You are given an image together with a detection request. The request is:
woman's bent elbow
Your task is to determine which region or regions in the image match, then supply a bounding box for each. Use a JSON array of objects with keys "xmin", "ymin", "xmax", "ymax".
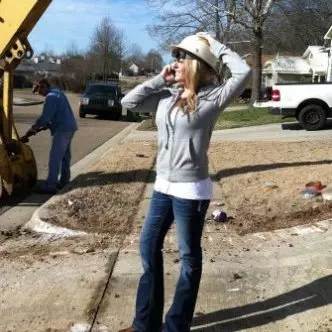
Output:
[{"xmin": 121, "ymin": 100, "xmax": 134, "ymax": 110}]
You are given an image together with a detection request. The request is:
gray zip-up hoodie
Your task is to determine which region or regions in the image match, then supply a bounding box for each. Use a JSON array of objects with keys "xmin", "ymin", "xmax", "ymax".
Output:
[{"xmin": 121, "ymin": 43, "xmax": 251, "ymax": 183}]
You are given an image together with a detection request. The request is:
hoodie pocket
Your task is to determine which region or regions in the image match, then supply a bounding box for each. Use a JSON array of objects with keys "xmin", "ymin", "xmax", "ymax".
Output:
[{"xmin": 172, "ymin": 138, "xmax": 198, "ymax": 170}]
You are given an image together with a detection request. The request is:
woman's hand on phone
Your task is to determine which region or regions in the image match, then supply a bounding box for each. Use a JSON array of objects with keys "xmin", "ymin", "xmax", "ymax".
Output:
[{"xmin": 161, "ymin": 64, "xmax": 176, "ymax": 83}]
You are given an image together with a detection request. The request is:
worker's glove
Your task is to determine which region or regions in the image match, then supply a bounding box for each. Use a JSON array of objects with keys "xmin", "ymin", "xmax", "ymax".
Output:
[{"xmin": 25, "ymin": 127, "xmax": 38, "ymax": 137}]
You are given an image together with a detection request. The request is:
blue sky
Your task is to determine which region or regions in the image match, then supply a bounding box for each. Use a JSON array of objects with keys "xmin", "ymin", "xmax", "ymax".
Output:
[{"xmin": 29, "ymin": 0, "xmax": 160, "ymax": 56}]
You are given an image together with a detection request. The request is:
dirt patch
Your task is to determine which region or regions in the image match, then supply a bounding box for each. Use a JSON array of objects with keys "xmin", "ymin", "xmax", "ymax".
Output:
[
  {"xmin": 46, "ymin": 141, "xmax": 157, "ymax": 234},
  {"xmin": 0, "ymin": 232, "xmax": 118, "ymax": 262},
  {"xmin": 30, "ymin": 139, "xmax": 332, "ymax": 238},
  {"xmin": 0, "ymin": 141, "xmax": 156, "ymax": 261},
  {"xmin": 209, "ymin": 141, "xmax": 332, "ymax": 234}
]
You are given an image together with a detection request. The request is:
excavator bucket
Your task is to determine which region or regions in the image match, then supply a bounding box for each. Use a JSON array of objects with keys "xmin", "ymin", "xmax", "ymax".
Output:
[{"xmin": 0, "ymin": 0, "xmax": 52, "ymax": 198}]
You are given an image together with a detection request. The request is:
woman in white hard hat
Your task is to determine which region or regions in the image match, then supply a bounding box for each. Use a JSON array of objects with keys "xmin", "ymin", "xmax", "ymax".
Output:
[{"xmin": 119, "ymin": 33, "xmax": 251, "ymax": 332}]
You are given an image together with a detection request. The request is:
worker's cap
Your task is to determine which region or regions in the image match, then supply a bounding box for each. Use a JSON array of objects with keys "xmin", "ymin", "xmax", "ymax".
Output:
[
  {"xmin": 32, "ymin": 83, "xmax": 39, "ymax": 93},
  {"xmin": 169, "ymin": 35, "xmax": 218, "ymax": 73}
]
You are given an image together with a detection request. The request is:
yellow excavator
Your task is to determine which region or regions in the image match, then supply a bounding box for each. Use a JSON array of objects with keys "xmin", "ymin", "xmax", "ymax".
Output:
[{"xmin": 0, "ymin": 0, "xmax": 52, "ymax": 199}]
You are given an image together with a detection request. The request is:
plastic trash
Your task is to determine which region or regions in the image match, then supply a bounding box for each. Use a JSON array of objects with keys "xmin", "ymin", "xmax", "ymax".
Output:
[
  {"xmin": 262, "ymin": 182, "xmax": 278, "ymax": 191},
  {"xmin": 301, "ymin": 189, "xmax": 319, "ymax": 199},
  {"xmin": 305, "ymin": 181, "xmax": 323, "ymax": 192},
  {"xmin": 321, "ymin": 187, "xmax": 332, "ymax": 201},
  {"xmin": 212, "ymin": 209, "xmax": 228, "ymax": 222}
]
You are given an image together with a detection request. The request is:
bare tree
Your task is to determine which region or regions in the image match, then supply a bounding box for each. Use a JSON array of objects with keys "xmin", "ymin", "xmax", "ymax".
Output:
[
  {"xmin": 224, "ymin": 0, "xmax": 276, "ymax": 104},
  {"xmin": 65, "ymin": 41, "xmax": 81, "ymax": 58},
  {"xmin": 146, "ymin": 0, "xmax": 237, "ymax": 44},
  {"xmin": 145, "ymin": 0, "xmax": 273, "ymax": 104},
  {"xmin": 60, "ymin": 44, "xmax": 93, "ymax": 92},
  {"xmin": 264, "ymin": 0, "xmax": 332, "ymax": 54},
  {"xmin": 113, "ymin": 30, "xmax": 126, "ymax": 75},
  {"xmin": 125, "ymin": 43, "xmax": 146, "ymax": 71},
  {"xmin": 89, "ymin": 17, "xmax": 126, "ymax": 81},
  {"xmin": 146, "ymin": 0, "xmax": 331, "ymax": 104},
  {"xmin": 145, "ymin": 49, "xmax": 163, "ymax": 73}
]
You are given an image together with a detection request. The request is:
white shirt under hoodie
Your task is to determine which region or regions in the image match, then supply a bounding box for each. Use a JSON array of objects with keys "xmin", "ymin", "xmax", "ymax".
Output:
[{"xmin": 121, "ymin": 41, "xmax": 251, "ymax": 200}]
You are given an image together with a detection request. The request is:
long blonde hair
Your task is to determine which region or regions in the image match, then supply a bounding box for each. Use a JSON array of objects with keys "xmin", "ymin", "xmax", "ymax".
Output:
[{"xmin": 176, "ymin": 38, "xmax": 216, "ymax": 113}]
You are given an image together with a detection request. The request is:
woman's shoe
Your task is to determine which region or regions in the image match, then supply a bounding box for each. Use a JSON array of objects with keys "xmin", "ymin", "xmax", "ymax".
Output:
[{"xmin": 118, "ymin": 328, "xmax": 136, "ymax": 332}]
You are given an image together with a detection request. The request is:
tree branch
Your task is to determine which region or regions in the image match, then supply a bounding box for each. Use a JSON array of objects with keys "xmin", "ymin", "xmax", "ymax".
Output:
[{"xmin": 262, "ymin": 0, "xmax": 275, "ymax": 20}]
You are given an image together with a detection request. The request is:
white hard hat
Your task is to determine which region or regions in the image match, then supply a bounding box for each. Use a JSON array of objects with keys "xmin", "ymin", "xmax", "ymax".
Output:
[{"xmin": 170, "ymin": 35, "xmax": 218, "ymax": 73}]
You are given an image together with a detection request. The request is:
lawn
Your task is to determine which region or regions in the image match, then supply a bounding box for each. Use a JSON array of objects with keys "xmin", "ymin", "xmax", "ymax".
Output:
[
  {"xmin": 137, "ymin": 107, "xmax": 297, "ymax": 131},
  {"xmin": 215, "ymin": 107, "xmax": 296, "ymax": 130}
]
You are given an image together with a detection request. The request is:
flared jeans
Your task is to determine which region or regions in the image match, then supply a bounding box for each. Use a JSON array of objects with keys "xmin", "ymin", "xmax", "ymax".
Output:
[{"xmin": 133, "ymin": 190, "xmax": 210, "ymax": 332}]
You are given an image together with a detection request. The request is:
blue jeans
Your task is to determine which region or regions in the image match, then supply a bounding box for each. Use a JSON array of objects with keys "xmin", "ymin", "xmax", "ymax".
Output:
[
  {"xmin": 46, "ymin": 131, "xmax": 74, "ymax": 189},
  {"xmin": 133, "ymin": 190, "xmax": 210, "ymax": 332}
]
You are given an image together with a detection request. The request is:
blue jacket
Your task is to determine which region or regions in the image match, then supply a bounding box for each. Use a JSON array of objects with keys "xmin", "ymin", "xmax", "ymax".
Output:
[{"xmin": 34, "ymin": 88, "xmax": 78, "ymax": 135}]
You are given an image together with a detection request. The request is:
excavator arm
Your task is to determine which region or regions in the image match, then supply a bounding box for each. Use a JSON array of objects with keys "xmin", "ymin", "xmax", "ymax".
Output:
[{"xmin": 0, "ymin": 0, "xmax": 52, "ymax": 198}]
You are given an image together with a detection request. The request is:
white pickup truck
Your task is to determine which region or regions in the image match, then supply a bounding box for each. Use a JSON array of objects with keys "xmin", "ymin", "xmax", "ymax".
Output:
[{"xmin": 269, "ymin": 83, "xmax": 332, "ymax": 130}]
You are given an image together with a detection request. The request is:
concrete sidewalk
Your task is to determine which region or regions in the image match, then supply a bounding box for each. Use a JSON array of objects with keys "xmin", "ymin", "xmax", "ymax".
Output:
[
  {"xmin": 2, "ymin": 123, "xmax": 332, "ymax": 332},
  {"xmin": 91, "ymin": 176, "xmax": 332, "ymax": 332},
  {"xmin": 124, "ymin": 123, "xmax": 332, "ymax": 143},
  {"xmin": 0, "ymin": 123, "xmax": 141, "ymax": 332}
]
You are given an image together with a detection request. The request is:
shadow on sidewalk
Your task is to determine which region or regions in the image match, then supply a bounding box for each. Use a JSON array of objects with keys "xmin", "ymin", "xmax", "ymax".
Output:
[{"xmin": 192, "ymin": 275, "xmax": 332, "ymax": 331}]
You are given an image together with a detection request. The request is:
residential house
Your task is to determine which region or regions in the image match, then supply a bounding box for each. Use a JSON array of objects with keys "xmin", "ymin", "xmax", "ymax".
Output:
[
  {"xmin": 14, "ymin": 60, "xmax": 36, "ymax": 88},
  {"xmin": 14, "ymin": 55, "xmax": 62, "ymax": 88},
  {"xmin": 325, "ymin": 25, "xmax": 332, "ymax": 82},
  {"xmin": 33, "ymin": 55, "xmax": 62, "ymax": 77},
  {"xmin": 262, "ymin": 45, "xmax": 328, "ymax": 87},
  {"xmin": 262, "ymin": 56, "xmax": 310, "ymax": 86},
  {"xmin": 127, "ymin": 62, "xmax": 140, "ymax": 76},
  {"xmin": 303, "ymin": 46, "xmax": 328, "ymax": 82}
]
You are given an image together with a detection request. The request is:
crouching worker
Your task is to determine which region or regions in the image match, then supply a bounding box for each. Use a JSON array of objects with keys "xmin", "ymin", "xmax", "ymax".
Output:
[{"xmin": 27, "ymin": 78, "xmax": 77, "ymax": 194}]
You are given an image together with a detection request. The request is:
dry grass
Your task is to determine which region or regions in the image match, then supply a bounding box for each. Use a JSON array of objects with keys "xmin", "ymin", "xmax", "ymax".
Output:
[
  {"xmin": 209, "ymin": 141, "xmax": 332, "ymax": 234},
  {"xmin": 46, "ymin": 139, "xmax": 332, "ymax": 236},
  {"xmin": 47, "ymin": 141, "xmax": 157, "ymax": 235}
]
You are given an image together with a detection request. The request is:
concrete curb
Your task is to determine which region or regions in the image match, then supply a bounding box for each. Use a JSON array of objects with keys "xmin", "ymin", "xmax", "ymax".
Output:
[
  {"xmin": 13, "ymin": 101, "xmax": 44, "ymax": 106},
  {"xmin": 23, "ymin": 122, "xmax": 141, "ymax": 236},
  {"xmin": 13, "ymin": 97, "xmax": 44, "ymax": 106},
  {"xmin": 23, "ymin": 207, "xmax": 87, "ymax": 238}
]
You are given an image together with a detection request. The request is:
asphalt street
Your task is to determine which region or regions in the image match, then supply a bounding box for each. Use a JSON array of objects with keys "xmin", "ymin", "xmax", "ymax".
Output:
[{"xmin": 1, "ymin": 90, "xmax": 131, "ymax": 214}]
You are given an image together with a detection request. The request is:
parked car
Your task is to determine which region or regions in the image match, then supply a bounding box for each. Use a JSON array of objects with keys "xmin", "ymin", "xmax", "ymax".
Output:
[
  {"xmin": 269, "ymin": 82, "xmax": 332, "ymax": 130},
  {"xmin": 79, "ymin": 82, "xmax": 123, "ymax": 120}
]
